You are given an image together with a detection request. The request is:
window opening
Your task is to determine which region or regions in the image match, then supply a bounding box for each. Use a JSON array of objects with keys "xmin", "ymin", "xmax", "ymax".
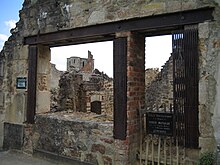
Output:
[{"xmin": 50, "ymin": 41, "xmax": 114, "ymax": 122}]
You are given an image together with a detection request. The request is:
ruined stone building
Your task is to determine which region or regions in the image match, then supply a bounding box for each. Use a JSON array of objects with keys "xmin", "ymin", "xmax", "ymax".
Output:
[
  {"xmin": 145, "ymin": 55, "xmax": 173, "ymax": 110},
  {"xmin": 0, "ymin": 0, "xmax": 220, "ymax": 164},
  {"xmin": 67, "ymin": 50, "xmax": 94, "ymax": 73},
  {"xmin": 50, "ymin": 63, "xmax": 63, "ymax": 89},
  {"xmin": 50, "ymin": 51, "xmax": 113, "ymax": 117}
]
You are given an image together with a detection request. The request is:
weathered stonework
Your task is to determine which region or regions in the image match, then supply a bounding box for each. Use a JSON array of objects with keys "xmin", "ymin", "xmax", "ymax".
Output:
[
  {"xmin": 33, "ymin": 113, "xmax": 114, "ymax": 164},
  {"xmin": 197, "ymin": 5, "xmax": 220, "ymax": 154},
  {"xmin": 36, "ymin": 45, "xmax": 51, "ymax": 114},
  {"xmin": 145, "ymin": 56, "xmax": 173, "ymax": 110},
  {"xmin": 0, "ymin": 0, "xmax": 219, "ymax": 164},
  {"xmin": 19, "ymin": 0, "xmax": 216, "ymax": 36},
  {"xmin": 50, "ymin": 63, "xmax": 63, "ymax": 89},
  {"xmin": 51, "ymin": 54, "xmax": 113, "ymax": 116},
  {"xmin": 67, "ymin": 51, "xmax": 94, "ymax": 73}
]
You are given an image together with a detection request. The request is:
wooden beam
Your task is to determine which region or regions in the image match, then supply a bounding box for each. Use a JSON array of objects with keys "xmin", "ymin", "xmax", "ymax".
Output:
[
  {"xmin": 26, "ymin": 45, "xmax": 38, "ymax": 124},
  {"xmin": 113, "ymin": 37, "xmax": 127, "ymax": 140},
  {"xmin": 24, "ymin": 7, "xmax": 213, "ymax": 46}
]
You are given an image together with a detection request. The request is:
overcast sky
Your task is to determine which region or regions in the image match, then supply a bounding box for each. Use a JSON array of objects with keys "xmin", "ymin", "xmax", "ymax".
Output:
[{"xmin": 0, "ymin": 0, "xmax": 172, "ymax": 78}]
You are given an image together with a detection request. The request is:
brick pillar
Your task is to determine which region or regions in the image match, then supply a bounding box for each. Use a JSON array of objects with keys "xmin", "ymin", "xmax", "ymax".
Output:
[
  {"xmin": 127, "ymin": 32, "xmax": 145, "ymax": 164},
  {"xmin": 114, "ymin": 32, "xmax": 145, "ymax": 164}
]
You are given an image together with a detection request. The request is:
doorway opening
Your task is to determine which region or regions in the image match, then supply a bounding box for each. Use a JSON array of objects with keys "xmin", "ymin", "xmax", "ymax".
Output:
[
  {"xmin": 145, "ymin": 35, "xmax": 173, "ymax": 111},
  {"xmin": 141, "ymin": 27, "xmax": 199, "ymax": 164}
]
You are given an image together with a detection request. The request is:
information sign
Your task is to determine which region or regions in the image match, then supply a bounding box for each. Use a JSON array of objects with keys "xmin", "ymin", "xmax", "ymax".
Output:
[{"xmin": 147, "ymin": 112, "xmax": 174, "ymax": 136}]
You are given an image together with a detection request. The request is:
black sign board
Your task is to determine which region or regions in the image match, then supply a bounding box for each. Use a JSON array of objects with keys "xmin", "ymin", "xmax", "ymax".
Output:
[
  {"xmin": 16, "ymin": 77, "xmax": 27, "ymax": 89},
  {"xmin": 147, "ymin": 112, "xmax": 174, "ymax": 136}
]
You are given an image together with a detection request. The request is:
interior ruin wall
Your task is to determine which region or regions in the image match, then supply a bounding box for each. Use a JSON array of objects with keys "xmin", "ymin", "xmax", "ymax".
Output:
[
  {"xmin": 50, "ymin": 63, "xmax": 63, "ymax": 89},
  {"xmin": 0, "ymin": 0, "xmax": 219, "ymax": 163},
  {"xmin": 145, "ymin": 56, "xmax": 173, "ymax": 110}
]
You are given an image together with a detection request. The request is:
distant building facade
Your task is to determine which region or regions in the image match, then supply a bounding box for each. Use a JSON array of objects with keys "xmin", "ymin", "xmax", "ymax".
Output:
[{"xmin": 67, "ymin": 50, "xmax": 94, "ymax": 72}]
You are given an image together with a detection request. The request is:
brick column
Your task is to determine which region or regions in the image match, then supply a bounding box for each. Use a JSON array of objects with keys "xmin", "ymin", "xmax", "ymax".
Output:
[
  {"xmin": 127, "ymin": 32, "xmax": 145, "ymax": 164},
  {"xmin": 114, "ymin": 32, "xmax": 145, "ymax": 164}
]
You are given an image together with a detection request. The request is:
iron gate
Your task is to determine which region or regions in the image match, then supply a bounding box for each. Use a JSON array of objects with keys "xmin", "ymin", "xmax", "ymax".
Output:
[
  {"xmin": 140, "ymin": 25, "xmax": 199, "ymax": 164},
  {"xmin": 173, "ymin": 26, "xmax": 199, "ymax": 148}
]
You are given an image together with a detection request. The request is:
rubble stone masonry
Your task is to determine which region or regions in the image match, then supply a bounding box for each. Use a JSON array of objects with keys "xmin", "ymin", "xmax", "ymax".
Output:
[
  {"xmin": 33, "ymin": 113, "xmax": 114, "ymax": 164},
  {"xmin": 145, "ymin": 56, "xmax": 173, "ymax": 109}
]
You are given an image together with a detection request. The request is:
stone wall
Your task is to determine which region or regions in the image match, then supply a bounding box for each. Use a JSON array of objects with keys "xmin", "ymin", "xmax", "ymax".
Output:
[
  {"xmin": 54, "ymin": 67, "xmax": 112, "ymax": 114},
  {"xmin": 33, "ymin": 113, "xmax": 114, "ymax": 165},
  {"xmin": 50, "ymin": 63, "xmax": 63, "ymax": 89},
  {"xmin": 67, "ymin": 51, "xmax": 94, "ymax": 72},
  {"xmin": 36, "ymin": 45, "xmax": 51, "ymax": 114},
  {"xmin": 145, "ymin": 68, "xmax": 159, "ymax": 87},
  {"xmin": 0, "ymin": 2, "xmax": 29, "ymax": 147},
  {"xmin": 57, "ymin": 70, "xmax": 83, "ymax": 112},
  {"xmin": 50, "ymin": 63, "xmax": 63, "ymax": 111},
  {"xmin": 198, "ymin": 7, "xmax": 220, "ymax": 153},
  {"xmin": 145, "ymin": 56, "xmax": 173, "ymax": 110},
  {"xmin": 102, "ymin": 80, "xmax": 114, "ymax": 118},
  {"xmin": 80, "ymin": 51, "xmax": 94, "ymax": 73},
  {"xmin": 85, "ymin": 80, "xmax": 113, "ymax": 118},
  {"xmin": 20, "ymin": 0, "xmax": 216, "ymax": 37}
]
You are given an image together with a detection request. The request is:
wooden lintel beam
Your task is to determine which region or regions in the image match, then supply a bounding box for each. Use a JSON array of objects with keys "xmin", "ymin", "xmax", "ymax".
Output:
[{"xmin": 24, "ymin": 7, "xmax": 213, "ymax": 46}]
